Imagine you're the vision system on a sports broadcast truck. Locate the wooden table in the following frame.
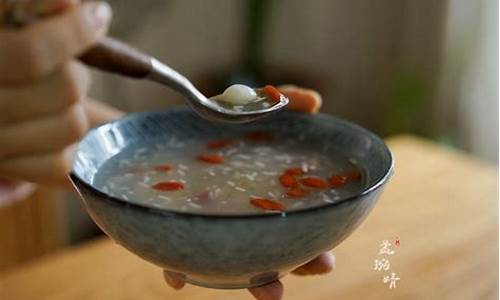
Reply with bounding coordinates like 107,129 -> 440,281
1,135 -> 498,300
0,188 -> 67,272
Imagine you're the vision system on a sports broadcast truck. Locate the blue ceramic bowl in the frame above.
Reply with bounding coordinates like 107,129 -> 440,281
70,107 -> 393,289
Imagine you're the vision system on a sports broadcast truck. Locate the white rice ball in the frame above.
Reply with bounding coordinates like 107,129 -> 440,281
218,84 -> 257,105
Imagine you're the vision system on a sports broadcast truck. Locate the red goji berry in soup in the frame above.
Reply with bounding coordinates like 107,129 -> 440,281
197,154 -> 224,164
151,181 -> 184,191
206,139 -> 234,149
329,175 -> 348,188
250,198 -> 285,211
300,177 -> 328,189
153,164 -> 173,172
279,173 -> 298,188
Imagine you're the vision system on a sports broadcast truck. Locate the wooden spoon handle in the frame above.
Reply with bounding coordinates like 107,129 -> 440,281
79,37 -> 153,79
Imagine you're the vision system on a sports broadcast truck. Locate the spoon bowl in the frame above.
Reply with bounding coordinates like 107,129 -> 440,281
149,58 -> 289,123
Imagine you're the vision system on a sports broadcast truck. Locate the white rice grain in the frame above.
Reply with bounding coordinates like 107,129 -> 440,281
255,161 -> 265,168
236,154 -> 251,160
234,186 -> 246,192
158,195 -> 171,201
267,192 -> 277,198
188,203 -> 202,209
262,171 -> 278,176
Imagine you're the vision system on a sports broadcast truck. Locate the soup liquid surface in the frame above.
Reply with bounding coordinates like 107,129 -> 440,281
93,132 -> 365,215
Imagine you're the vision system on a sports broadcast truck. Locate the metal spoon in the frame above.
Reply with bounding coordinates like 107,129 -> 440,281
80,38 -> 289,123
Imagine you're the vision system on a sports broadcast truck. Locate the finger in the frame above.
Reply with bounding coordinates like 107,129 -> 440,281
248,280 -> 283,300
163,270 -> 186,290
0,0 -> 75,16
292,252 -> 335,276
28,0 -> 78,16
278,85 -> 322,114
0,104 -> 89,159
0,1 -> 111,84
84,98 -> 125,127
0,144 -> 76,186
0,61 -> 90,123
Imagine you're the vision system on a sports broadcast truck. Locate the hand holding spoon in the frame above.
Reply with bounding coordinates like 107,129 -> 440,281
2,2 -> 288,123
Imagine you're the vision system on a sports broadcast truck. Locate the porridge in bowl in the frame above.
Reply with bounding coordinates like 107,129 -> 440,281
94,131 -> 365,214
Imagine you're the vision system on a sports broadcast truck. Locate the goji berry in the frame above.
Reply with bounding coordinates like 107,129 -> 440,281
197,154 -> 224,164
279,173 -> 298,188
300,177 -> 328,189
250,198 -> 285,211
151,181 -> 184,191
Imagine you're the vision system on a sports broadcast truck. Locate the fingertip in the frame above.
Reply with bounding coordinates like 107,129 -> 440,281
318,252 -> 335,273
82,1 -> 112,30
308,90 -> 322,114
248,280 -> 284,300
292,252 -> 335,276
163,270 -> 186,290
278,86 -> 323,114
300,89 -> 322,114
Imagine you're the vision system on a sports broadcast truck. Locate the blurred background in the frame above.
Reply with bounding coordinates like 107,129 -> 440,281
0,0 -> 497,273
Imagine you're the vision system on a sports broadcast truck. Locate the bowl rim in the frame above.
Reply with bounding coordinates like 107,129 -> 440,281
70,108 -> 394,219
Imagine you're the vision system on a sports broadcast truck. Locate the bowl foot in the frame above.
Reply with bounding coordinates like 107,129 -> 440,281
181,271 -> 281,289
